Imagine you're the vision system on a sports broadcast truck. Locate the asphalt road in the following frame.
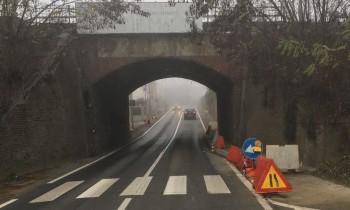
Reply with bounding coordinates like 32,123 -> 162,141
1,110 -> 269,210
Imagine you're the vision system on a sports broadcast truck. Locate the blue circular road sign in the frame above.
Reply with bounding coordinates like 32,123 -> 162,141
242,137 -> 262,159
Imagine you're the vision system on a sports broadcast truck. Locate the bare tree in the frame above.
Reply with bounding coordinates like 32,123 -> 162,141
0,0 -> 149,120
185,0 -> 350,140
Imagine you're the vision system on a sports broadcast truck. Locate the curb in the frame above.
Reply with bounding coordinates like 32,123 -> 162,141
211,147 -> 320,210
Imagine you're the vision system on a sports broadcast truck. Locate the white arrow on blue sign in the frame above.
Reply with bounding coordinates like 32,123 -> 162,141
242,137 -> 262,159
245,144 -> 254,153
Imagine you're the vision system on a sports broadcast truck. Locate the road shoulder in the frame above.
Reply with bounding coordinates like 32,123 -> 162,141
0,124 -> 151,204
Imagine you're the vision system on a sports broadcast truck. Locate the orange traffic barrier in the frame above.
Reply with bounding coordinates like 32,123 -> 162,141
215,135 -> 225,149
226,146 -> 244,166
245,167 -> 256,178
253,156 -> 292,194
237,156 -> 253,171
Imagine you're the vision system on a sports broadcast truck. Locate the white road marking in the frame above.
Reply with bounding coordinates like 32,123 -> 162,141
267,199 -> 320,210
0,199 -> 17,208
226,162 -> 273,210
30,181 -> 84,203
195,107 -> 206,131
200,107 -> 315,210
163,176 -> 187,195
204,175 -> 231,194
48,110 -> 170,184
120,177 -> 153,196
77,178 -> 118,198
117,198 -> 132,210
143,114 -> 182,178
119,114 -> 182,197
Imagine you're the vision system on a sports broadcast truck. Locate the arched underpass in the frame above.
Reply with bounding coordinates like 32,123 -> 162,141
91,58 -> 234,149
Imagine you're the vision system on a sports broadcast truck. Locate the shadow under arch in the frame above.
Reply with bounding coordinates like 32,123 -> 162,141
91,58 -> 235,150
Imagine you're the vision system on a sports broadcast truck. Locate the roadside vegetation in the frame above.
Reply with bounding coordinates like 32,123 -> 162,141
0,0 -> 148,122
182,0 -> 350,181
182,0 -> 349,142
315,155 -> 350,186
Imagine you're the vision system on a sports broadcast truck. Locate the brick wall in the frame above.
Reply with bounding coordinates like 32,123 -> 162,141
0,46 -> 87,178
243,80 -> 350,167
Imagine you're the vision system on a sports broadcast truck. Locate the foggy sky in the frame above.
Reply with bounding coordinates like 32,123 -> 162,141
157,78 -> 207,107
132,78 -> 208,108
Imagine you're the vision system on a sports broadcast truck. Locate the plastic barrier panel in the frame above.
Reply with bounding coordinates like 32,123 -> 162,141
266,145 -> 300,172
237,156 -> 253,171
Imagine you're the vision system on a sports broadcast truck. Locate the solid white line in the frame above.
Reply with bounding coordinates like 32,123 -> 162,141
267,199 -> 320,210
118,113 -> 182,197
163,176 -> 187,195
195,107 -> 206,132
0,199 -> 17,208
203,175 -> 231,194
120,177 -> 153,196
226,162 -> 273,210
77,178 -> 118,198
117,198 -> 132,210
48,110 -> 170,184
143,114 -> 182,178
30,181 -> 84,203
133,110 -> 171,141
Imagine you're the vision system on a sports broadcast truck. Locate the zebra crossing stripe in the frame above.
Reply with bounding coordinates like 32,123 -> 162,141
30,181 -> 84,203
120,177 -> 153,196
204,175 -> 231,194
0,199 -> 18,208
77,178 -> 119,198
163,176 -> 187,195
27,174 -> 232,203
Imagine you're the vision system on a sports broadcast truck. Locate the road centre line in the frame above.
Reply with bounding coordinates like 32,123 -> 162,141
117,198 -> 132,210
143,114 -> 182,177
48,110 -> 170,184
0,199 -> 18,209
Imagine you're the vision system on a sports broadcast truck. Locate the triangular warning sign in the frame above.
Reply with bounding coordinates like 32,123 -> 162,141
261,166 -> 287,189
254,158 -> 292,193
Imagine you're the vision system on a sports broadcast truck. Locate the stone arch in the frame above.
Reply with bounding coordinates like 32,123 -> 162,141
90,58 -> 236,149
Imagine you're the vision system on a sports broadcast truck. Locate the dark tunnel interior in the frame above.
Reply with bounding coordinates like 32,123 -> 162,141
92,58 -> 234,148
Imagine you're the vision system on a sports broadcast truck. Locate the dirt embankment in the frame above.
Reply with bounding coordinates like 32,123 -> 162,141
314,155 -> 350,186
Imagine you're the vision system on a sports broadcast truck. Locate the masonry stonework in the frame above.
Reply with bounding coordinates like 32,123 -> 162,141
0,46 -> 87,178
